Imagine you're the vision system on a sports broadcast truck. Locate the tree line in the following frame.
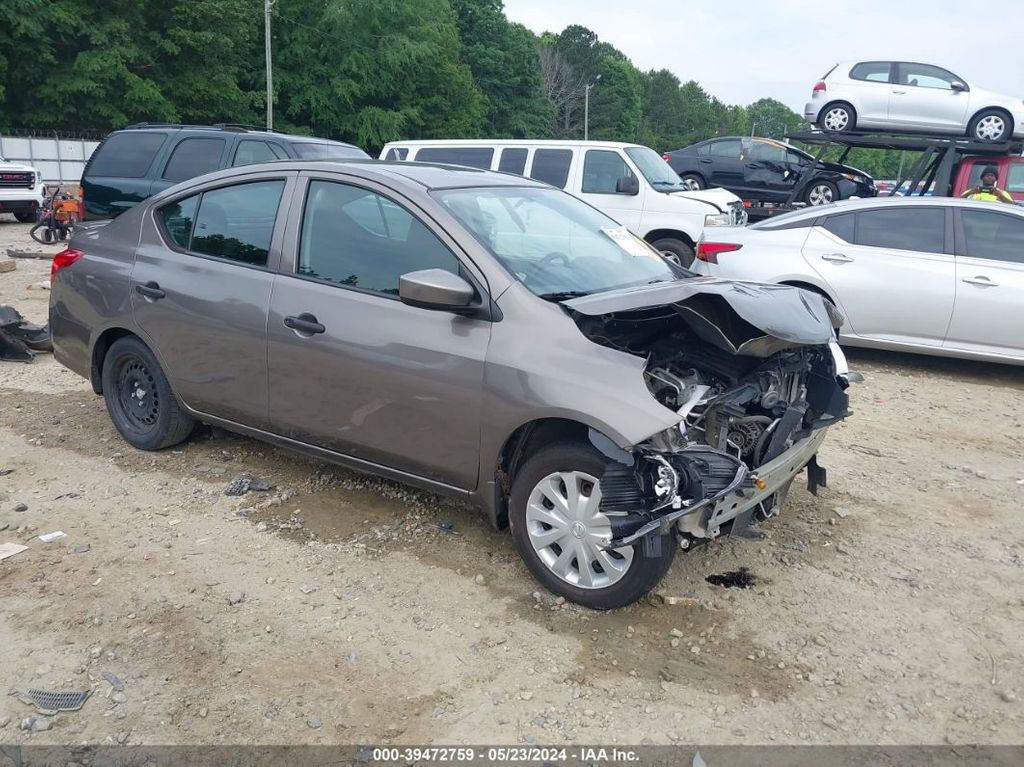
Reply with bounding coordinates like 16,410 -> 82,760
0,0 -> 907,178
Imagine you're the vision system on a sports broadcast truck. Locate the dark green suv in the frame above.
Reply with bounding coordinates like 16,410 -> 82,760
81,124 -> 368,220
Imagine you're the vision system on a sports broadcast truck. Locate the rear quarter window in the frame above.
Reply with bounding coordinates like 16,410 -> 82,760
162,138 -> 226,183
86,132 -> 167,178
529,149 -> 573,188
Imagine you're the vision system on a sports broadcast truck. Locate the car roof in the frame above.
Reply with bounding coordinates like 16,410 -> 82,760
753,195 -> 1024,227
384,138 -> 648,151
157,159 -> 548,193
114,124 -> 361,149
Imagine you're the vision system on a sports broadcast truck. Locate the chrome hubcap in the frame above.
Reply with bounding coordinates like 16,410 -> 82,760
976,115 -> 1005,140
681,177 -> 701,191
823,108 -> 849,131
525,471 -> 634,590
808,184 -> 834,205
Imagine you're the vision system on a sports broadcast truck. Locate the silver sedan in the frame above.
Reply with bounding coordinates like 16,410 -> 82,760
690,197 -> 1024,365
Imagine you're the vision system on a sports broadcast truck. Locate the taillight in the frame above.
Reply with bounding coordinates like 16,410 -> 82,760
696,242 -> 742,264
51,247 -> 84,280
813,81 -> 827,93
662,153 -> 671,161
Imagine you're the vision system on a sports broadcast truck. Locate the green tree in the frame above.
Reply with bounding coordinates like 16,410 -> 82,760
451,0 -> 552,137
586,57 -> 641,141
745,97 -> 805,139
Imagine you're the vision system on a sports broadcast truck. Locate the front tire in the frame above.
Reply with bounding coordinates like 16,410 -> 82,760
818,102 -> 856,133
804,180 -> 839,206
14,210 -> 37,224
969,109 -> 1012,142
649,237 -> 695,268
508,442 -> 676,610
101,336 -> 195,451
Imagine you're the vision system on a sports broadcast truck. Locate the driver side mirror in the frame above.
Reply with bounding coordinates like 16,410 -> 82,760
951,80 -> 968,92
399,269 -> 476,313
615,175 -> 640,195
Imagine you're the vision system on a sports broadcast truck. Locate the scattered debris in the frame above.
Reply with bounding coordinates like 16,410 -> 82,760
0,542 -> 28,561
0,305 -> 52,362
307,714 -> 322,730
73,544 -> 91,554
102,671 -> 125,692
0,468 -> 13,476
652,592 -> 701,606
27,688 -> 91,712
38,530 -> 67,543
474,574 -> 486,585
13,502 -> 27,512
0,259 -> 15,274
833,506 -> 852,518
299,584 -> 317,594
706,568 -> 757,589
6,249 -> 52,259
227,591 -> 246,606
225,473 -> 275,496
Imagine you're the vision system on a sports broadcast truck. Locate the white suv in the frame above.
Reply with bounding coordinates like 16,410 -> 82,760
805,61 -> 1024,142
379,139 -> 746,266
0,155 -> 46,222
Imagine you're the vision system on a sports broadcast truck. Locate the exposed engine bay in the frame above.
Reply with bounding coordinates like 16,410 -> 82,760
566,289 -> 853,552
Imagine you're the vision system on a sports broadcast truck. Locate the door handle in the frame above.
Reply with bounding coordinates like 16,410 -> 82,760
135,281 -> 165,300
962,276 -> 999,287
745,163 -> 762,169
283,313 -> 326,336
892,90 -> 906,95
821,253 -> 854,263
699,158 -> 712,164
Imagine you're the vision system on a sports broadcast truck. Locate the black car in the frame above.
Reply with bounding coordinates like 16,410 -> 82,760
81,123 -> 368,219
663,136 -> 875,206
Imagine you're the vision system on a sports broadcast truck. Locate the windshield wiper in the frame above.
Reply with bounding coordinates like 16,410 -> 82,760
537,290 -> 592,301
651,180 -> 684,188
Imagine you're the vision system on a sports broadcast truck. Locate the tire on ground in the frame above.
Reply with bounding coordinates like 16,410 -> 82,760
101,336 -> 195,451
650,237 -> 695,268
508,441 -> 676,610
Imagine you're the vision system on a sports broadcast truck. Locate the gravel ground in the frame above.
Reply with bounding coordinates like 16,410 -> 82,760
0,216 -> 1022,746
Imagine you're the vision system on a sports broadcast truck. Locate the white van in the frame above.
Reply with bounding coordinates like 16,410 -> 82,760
378,139 -> 746,265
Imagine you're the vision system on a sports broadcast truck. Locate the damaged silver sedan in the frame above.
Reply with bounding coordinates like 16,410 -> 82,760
49,160 -> 853,610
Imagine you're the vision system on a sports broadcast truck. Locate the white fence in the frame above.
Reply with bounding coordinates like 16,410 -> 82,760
0,135 -> 100,185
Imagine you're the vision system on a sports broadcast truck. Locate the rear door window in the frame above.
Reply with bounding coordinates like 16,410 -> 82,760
708,139 -> 741,159
498,148 -> 528,175
822,212 -> 856,242
87,132 -> 167,178
855,207 -> 946,253
232,140 -> 279,167
162,138 -> 226,182
849,62 -> 892,83
529,149 -> 573,188
188,180 -> 285,266
415,147 -> 494,170
961,210 -> 1024,264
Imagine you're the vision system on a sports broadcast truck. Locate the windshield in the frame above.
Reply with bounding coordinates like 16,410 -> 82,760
433,186 -> 679,298
291,142 -> 369,160
624,146 -> 686,191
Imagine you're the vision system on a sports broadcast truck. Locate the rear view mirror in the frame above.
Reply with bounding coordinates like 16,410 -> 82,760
399,269 -> 475,312
951,80 -> 968,92
616,175 -> 640,195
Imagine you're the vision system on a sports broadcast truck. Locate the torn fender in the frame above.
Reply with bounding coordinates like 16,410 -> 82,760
563,278 -> 837,358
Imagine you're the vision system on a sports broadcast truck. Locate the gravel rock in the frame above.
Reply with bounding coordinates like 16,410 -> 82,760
307,714 -> 323,729
669,628 -> 684,638
227,591 -> 246,606
112,691 -> 127,704
300,584 -> 317,594
474,574 -> 486,585
13,502 -> 28,512
32,717 -> 54,732
520,691 -> 534,701
1000,690 -> 1017,703
19,717 -> 34,731
0,715 -> 9,728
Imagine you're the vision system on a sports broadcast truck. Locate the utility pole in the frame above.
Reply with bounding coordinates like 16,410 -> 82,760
264,0 -> 274,130
584,75 -> 601,141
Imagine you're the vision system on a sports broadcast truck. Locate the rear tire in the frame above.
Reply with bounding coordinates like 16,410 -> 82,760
804,180 -> 839,206
817,102 -> 856,133
680,173 -> 705,191
101,336 -> 195,451
969,109 -> 1012,142
650,237 -> 695,268
14,211 -> 36,224
508,441 -> 676,610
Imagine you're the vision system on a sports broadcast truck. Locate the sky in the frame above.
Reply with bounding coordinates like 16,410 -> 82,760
501,0 -> 1024,113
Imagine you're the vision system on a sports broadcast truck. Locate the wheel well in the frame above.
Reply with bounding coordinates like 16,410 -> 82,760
644,229 -> 695,249
90,328 -> 136,394
819,100 -> 856,123
492,418 -> 591,529
679,171 -> 705,182
970,106 -> 1014,131
780,280 -> 835,305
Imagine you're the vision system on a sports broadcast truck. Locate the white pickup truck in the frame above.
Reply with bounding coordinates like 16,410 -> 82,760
0,156 -> 46,222
379,139 -> 746,266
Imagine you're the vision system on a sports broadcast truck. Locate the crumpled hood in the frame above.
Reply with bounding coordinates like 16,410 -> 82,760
563,277 -> 837,358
